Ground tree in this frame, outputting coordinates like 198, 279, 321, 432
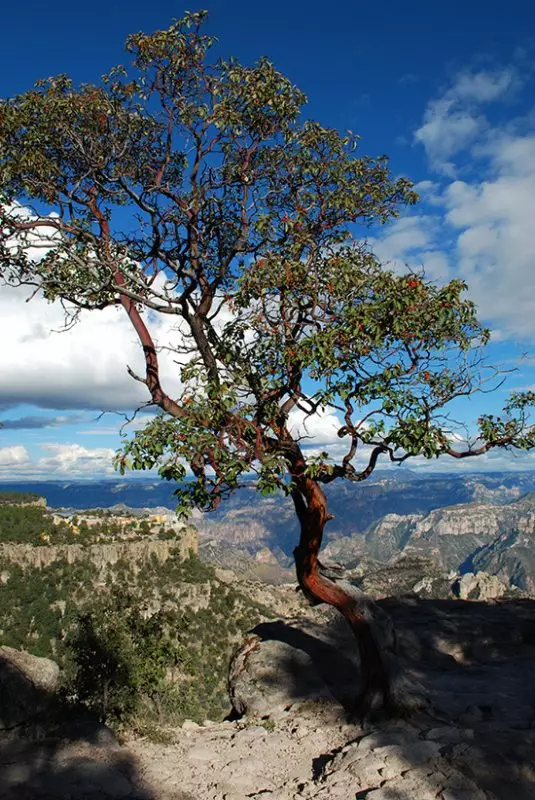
1, 11, 534, 715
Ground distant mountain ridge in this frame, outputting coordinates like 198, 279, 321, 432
3, 472, 535, 591
1, 469, 533, 519
322, 491, 535, 593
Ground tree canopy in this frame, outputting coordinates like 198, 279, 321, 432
1, 12, 533, 509
2, 10, 534, 713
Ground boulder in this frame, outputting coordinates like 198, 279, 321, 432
0, 646, 60, 731
228, 627, 339, 719
228, 596, 398, 721
353, 556, 454, 600
452, 571, 509, 601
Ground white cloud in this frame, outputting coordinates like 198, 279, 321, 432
1, 207, 191, 413
370, 216, 452, 281
0, 283, 185, 411
415, 105, 482, 176
36, 443, 116, 476
440, 132, 535, 340
372, 216, 435, 264
373, 64, 535, 343
453, 69, 518, 103
0, 445, 30, 467
288, 406, 343, 447
413, 180, 442, 204
0, 442, 118, 479
414, 67, 519, 174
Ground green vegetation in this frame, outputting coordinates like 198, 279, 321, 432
4, 11, 534, 712
0, 504, 72, 545
0, 492, 43, 506
0, 500, 182, 546
0, 503, 121, 546
0, 550, 272, 729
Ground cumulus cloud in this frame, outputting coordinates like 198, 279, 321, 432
288, 406, 343, 448
0, 445, 30, 467
0, 283, 184, 412
414, 67, 519, 174
0, 442, 117, 479
440, 132, 535, 340
374, 64, 535, 343
36, 443, 116, 476
453, 69, 518, 103
372, 216, 435, 263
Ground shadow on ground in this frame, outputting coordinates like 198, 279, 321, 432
246, 597, 535, 799
0, 663, 155, 800
0, 735, 154, 800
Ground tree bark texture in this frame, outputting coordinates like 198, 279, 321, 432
292, 476, 391, 718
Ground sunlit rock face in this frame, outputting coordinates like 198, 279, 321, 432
329, 494, 535, 592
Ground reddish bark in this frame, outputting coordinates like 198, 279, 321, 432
87, 180, 392, 716
292, 475, 391, 718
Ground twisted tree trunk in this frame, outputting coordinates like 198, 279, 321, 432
291, 476, 391, 718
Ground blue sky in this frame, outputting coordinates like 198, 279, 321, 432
1, 0, 535, 478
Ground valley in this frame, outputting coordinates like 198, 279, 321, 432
2, 478, 535, 800
2, 470, 535, 591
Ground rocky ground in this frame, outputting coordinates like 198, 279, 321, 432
2, 596, 535, 799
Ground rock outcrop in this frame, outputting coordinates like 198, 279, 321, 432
3, 597, 535, 798
0, 529, 198, 575
329, 492, 535, 593
224, 596, 535, 799
452, 571, 511, 601
0, 646, 59, 733
349, 555, 455, 600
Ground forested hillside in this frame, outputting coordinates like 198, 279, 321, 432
0, 493, 275, 732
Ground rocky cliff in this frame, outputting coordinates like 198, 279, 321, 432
328, 492, 535, 591
0, 525, 199, 576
